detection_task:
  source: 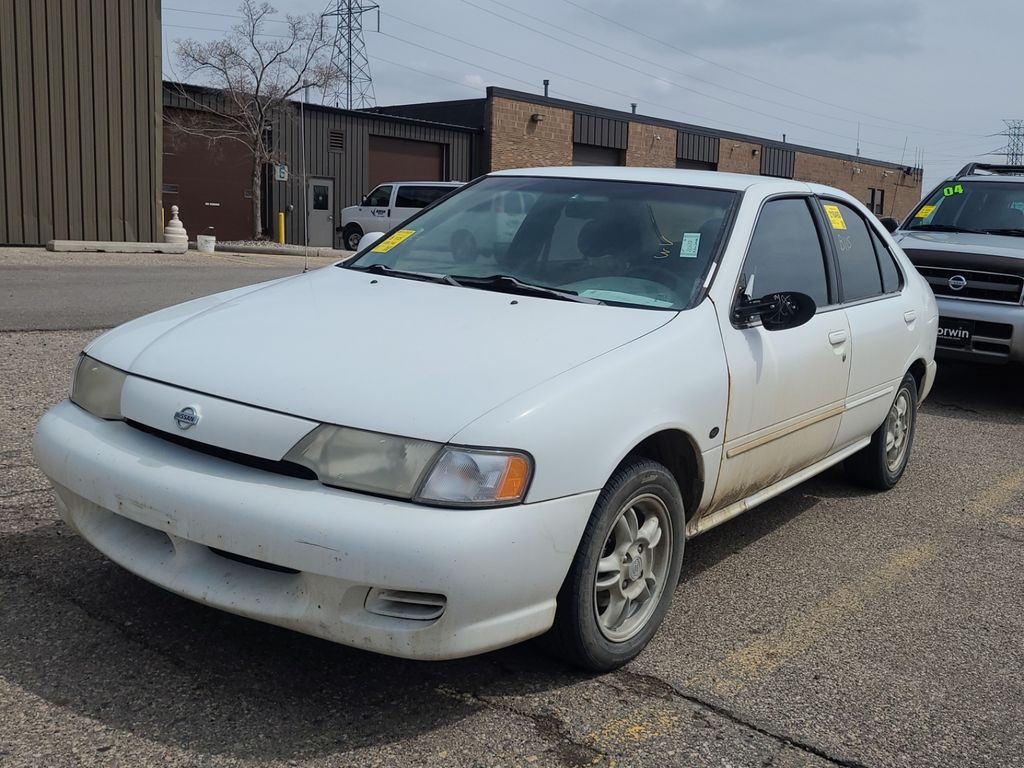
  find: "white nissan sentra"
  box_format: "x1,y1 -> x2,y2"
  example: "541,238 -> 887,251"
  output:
34,168 -> 938,671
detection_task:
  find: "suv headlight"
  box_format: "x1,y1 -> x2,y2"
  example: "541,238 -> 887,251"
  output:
70,355 -> 126,420
284,425 -> 532,506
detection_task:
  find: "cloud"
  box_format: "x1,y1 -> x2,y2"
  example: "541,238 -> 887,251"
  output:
463,73 -> 485,89
588,0 -> 923,58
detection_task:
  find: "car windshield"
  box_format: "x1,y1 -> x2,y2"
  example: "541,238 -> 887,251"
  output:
343,176 -> 738,310
905,181 -> 1024,234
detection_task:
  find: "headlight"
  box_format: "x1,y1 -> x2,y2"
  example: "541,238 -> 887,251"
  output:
284,426 -> 532,506
284,425 -> 442,498
416,448 -> 532,507
70,355 -> 126,420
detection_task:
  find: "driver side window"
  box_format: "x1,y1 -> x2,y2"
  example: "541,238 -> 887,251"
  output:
365,186 -> 392,208
742,198 -> 830,308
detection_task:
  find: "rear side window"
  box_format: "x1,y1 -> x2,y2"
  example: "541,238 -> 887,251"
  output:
822,200 -> 882,302
395,185 -> 454,208
742,198 -> 830,308
869,228 -> 902,294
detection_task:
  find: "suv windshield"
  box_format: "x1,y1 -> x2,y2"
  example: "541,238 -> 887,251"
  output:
905,180 -> 1024,234
344,176 -> 737,310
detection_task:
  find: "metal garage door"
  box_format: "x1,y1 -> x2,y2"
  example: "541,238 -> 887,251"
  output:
368,136 -> 445,188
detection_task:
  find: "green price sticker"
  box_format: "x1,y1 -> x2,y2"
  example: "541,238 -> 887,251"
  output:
942,184 -> 964,197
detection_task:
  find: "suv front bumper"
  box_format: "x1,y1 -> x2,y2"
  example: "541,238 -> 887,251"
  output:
934,297 -> 1024,364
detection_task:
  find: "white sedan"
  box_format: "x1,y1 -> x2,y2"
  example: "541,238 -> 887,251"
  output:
34,167 -> 938,671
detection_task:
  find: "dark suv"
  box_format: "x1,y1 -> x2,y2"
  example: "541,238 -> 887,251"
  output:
895,163 -> 1024,364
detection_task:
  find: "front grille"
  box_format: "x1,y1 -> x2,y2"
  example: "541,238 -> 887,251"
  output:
126,420 -> 317,480
208,547 -> 300,574
917,266 -> 1024,303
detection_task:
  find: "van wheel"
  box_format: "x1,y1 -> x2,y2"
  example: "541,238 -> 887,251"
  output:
343,225 -> 363,251
451,230 -> 478,264
846,372 -> 918,490
548,459 -> 685,671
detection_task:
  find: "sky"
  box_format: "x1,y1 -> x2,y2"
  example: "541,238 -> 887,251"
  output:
161,0 -> 1021,190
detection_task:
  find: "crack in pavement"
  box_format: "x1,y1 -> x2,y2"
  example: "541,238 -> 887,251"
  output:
435,684 -> 608,767
606,668 -> 871,768
0,487 -> 50,501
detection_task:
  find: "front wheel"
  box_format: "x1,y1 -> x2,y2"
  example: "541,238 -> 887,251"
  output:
343,224 -> 364,251
846,371 -> 918,489
548,459 -> 685,671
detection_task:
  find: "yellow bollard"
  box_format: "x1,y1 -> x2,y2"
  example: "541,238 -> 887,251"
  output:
277,211 -> 285,244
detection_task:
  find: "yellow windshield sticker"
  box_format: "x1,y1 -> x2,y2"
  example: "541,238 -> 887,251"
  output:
916,205 -> 937,218
371,229 -> 416,253
823,204 -> 847,230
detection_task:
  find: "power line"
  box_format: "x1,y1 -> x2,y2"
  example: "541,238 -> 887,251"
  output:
456,0 -> 911,154
557,0 -> 985,138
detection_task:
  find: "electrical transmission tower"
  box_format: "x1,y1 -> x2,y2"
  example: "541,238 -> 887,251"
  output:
1005,120 -> 1024,165
323,1 -> 379,110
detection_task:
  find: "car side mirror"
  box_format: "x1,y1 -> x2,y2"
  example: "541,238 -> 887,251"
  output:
733,291 -> 817,331
879,216 -> 899,233
356,231 -> 385,252
360,194 -> 370,207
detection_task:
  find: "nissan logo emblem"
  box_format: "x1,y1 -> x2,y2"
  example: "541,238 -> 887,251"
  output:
174,406 -> 201,430
948,274 -> 967,291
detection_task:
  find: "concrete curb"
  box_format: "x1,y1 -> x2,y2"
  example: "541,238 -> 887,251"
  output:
212,243 -> 354,260
47,240 -> 188,254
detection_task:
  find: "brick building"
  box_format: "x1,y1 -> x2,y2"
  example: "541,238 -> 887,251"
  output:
374,87 -> 923,219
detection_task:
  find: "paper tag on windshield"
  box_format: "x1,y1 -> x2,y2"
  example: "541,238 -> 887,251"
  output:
371,229 -> 416,253
680,232 -> 701,258
916,205 -> 937,218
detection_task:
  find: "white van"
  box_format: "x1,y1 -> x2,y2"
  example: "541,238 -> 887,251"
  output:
339,181 -> 463,250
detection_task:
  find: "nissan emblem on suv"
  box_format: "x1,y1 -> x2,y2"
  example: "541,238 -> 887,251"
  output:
174,406 -> 200,430
948,275 -> 968,291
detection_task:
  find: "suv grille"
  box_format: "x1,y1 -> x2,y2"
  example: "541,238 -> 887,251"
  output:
916,266 -> 1024,304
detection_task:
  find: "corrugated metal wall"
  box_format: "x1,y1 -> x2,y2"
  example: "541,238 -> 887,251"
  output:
268,104 -> 480,246
677,132 -> 720,164
572,113 -> 629,150
760,145 -> 796,179
0,0 -> 162,245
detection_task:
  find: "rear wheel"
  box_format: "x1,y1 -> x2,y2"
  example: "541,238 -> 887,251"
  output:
548,459 -> 685,671
846,372 -> 918,489
343,224 -> 363,251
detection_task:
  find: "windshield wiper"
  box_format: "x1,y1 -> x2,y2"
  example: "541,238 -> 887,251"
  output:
909,223 -> 986,234
981,227 -> 1024,237
448,274 -> 603,304
349,263 -> 459,285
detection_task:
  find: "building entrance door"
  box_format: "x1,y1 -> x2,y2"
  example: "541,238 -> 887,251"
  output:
308,178 -> 334,247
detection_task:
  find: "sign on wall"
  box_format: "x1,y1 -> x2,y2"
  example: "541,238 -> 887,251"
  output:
274,164 -> 289,182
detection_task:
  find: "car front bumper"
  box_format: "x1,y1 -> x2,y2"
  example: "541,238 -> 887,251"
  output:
934,297 -> 1024,364
33,400 -> 598,660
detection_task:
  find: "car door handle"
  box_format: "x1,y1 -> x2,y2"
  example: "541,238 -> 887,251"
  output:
828,330 -> 848,345
904,310 -> 917,325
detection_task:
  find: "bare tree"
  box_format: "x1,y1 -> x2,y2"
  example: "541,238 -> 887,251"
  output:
169,1 -> 339,239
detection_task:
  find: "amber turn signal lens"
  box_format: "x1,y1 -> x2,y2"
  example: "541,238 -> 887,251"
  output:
496,455 -> 530,500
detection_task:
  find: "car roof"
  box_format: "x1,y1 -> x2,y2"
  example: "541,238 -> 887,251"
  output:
378,180 -> 464,187
488,165 -> 815,193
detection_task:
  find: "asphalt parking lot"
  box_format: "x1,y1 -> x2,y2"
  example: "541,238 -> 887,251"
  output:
2,249 -> 1022,768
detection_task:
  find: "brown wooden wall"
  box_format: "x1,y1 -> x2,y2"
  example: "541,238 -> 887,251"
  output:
0,0 -> 162,244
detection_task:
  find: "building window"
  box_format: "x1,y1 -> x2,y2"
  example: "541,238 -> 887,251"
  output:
868,187 -> 885,215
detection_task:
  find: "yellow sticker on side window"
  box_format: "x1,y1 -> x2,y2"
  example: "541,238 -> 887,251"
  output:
823,204 -> 847,230
915,205 -> 937,218
371,229 -> 416,253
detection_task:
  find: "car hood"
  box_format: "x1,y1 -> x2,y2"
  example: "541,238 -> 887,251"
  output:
87,267 -> 674,442
895,230 -> 1024,261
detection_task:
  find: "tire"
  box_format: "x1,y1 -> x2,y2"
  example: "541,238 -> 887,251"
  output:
548,459 -> 685,671
343,225 -> 363,251
451,230 -> 478,264
845,371 -> 918,490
